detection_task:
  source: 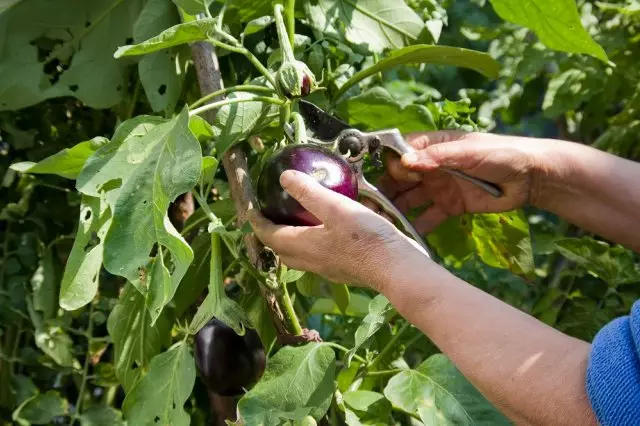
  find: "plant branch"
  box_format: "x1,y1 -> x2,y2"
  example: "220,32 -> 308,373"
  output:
189,96 -> 285,117
189,85 -> 275,109
70,302 -> 95,423
205,39 -> 276,88
189,30 -> 310,345
285,0 -> 296,47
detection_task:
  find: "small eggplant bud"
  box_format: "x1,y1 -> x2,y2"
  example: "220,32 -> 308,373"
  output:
275,60 -> 318,99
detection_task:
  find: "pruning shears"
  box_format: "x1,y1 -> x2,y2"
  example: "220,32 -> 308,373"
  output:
283,100 -> 503,258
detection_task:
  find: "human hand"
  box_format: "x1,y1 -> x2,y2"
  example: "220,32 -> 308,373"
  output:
248,170 -> 431,291
377,131 -> 549,233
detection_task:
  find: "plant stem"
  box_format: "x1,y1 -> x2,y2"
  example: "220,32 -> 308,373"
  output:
189,85 -> 275,109
368,322 -> 411,371
274,4 -> 295,62
365,369 -> 404,378
276,282 -> 303,336
285,0 -> 296,47
71,302 -> 95,423
323,342 -> 367,364
127,78 -> 141,119
206,39 -> 276,87
189,96 -> 284,117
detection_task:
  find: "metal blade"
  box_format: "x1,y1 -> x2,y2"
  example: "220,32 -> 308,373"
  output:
298,100 -> 350,141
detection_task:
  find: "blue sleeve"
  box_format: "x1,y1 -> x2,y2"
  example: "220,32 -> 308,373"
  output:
586,299 -> 640,425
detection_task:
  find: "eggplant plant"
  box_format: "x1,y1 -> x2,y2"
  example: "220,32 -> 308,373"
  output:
1,0 -> 638,425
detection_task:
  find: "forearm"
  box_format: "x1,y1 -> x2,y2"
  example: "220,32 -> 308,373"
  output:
535,140 -> 640,252
378,255 -> 597,426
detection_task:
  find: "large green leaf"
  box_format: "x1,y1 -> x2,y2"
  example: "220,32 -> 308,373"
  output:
554,237 -> 640,286
304,0 -> 424,54
33,324 -> 80,369
345,294 -> 395,366
122,341 -> 195,426
78,109 -> 201,323
114,18 -> 217,57
542,69 -> 600,118
235,343 -> 336,425
10,137 -> 107,180
12,391 -> 67,425
59,196 -> 112,311
488,0 -> 608,62
188,232 -> 250,335
336,87 -> 437,133
427,214 -> 475,268
134,0 -> 185,115
309,293 -> 372,318
107,283 -> 172,393
0,0 -> 145,111
171,0 -> 215,15
79,405 -> 124,426
342,390 -> 392,425
334,45 -> 501,100
384,354 -> 509,425
472,211 -> 535,280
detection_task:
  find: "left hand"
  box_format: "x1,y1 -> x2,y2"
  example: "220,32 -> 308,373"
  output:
248,170 -> 428,291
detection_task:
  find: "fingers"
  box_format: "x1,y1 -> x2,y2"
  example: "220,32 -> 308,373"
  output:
413,204 -> 450,234
248,209 -> 319,256
279,170 -> 354,223
401,139 -> 483,173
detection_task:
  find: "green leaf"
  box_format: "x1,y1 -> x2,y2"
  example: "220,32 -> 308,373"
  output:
297,272 -> 332,298
0,0 -> 145,111
79,109 -> 201,323
200,156 -> 219,186
114,19 -> 217,57
330,283 -> 351,314
236,343 -> 336,424
12,391 -> 67,425
542,69 -> 600,118
384,354 -> 509,425
188,232 -> 249,335
281,267 -> 307,284
211,92 -> 277,155
345,295 -> 395,366
334,45 -> 501,100
80,405 -> 124,426
189,114 -> 216,142
427,214 -> 475,268
171,0 -> 214,15
10,137 -> 107,179
11,375 -> 38,406
34,326 -> 80,369
472,210 -> 535,280
244,16 -> 274,37
107,283 -> 172,393
343,390 -> 391,422
122,341 -> 196,426
134,0 -> 185,115
59,195 -> 112,311
172,232 -> 211,317
336,87 -> 437,133
309,293 -> 372,317
304,0 -> 424,54
31,247 -> 59,320
554,237 -> 640,286
488,0 -> 608,63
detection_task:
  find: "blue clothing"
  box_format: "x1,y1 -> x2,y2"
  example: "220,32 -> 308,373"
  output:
586,300 -> 640,425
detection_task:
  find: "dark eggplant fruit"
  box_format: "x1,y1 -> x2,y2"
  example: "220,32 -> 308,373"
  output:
256,144 -> 358,226
194,318 -> 266,397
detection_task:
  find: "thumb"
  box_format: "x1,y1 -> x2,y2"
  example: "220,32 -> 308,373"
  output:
400,141 -> 474,172
279,170 -> 351,222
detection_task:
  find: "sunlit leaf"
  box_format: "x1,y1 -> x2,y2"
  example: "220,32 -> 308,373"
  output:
122,341 -> 196,426
345,294 -> 395,366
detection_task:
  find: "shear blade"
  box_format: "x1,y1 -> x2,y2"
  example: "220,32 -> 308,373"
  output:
298,100 -> 351,141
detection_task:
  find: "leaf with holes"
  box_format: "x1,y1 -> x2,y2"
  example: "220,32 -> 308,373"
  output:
345,294 -> 396,366
134,0 -> 185,115
59,196 -> 112,311
235,343 -> 336,425
304,0 -> 424,54
114,18 -> 217,57
122,341 -> 196,426
78,108 -> 201,323
0,0 -> 145,111
107,283 -> 172,393
488,0 -> 608,63
10,137 -> 108,180
384,354 -> 510,425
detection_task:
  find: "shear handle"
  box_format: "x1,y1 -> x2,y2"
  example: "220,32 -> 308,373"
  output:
363,129 -> 504,198
356,173 -> 433,259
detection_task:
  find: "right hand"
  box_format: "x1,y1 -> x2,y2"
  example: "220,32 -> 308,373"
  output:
376,131 -> 551,233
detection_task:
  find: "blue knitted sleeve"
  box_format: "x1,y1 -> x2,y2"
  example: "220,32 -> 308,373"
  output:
586,300 -> 640,424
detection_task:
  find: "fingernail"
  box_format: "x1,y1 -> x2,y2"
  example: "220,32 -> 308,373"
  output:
403,152 -> 418,163
407,172 -> 422,181
279,170 -> 297,188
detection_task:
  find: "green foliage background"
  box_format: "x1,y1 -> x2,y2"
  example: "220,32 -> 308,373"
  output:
1,0 -> 640,425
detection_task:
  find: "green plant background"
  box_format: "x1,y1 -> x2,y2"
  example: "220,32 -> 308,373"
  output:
1,0 -> 639,425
